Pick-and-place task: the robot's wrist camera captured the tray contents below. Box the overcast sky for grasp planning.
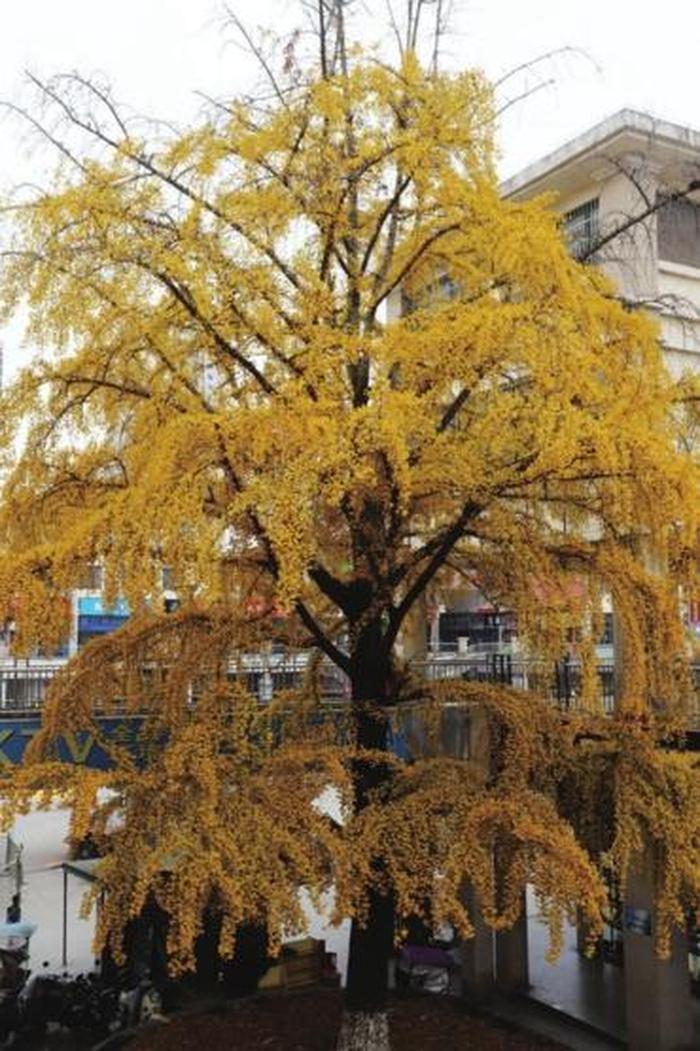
[0,0,698,375]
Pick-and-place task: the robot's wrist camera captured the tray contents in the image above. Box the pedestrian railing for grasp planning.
[414,655,619,714]
[0,654,697,721]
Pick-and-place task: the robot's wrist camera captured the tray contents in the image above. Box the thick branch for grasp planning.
[216,440,350,672]
[295,600,350,673]
[56,374,153,401]
[384,499,482,652]
[151,268,277,396]
[362,172,411,280]
[437,385,471,434]
[369,221,461,316]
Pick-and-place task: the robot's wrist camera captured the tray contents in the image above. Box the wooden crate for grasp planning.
[259,937,325,991]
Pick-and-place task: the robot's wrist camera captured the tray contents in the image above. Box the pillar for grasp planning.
[460,703,496,999]
[622,851,693,1051]
[495,894,529,992]
[460,884,495,1001]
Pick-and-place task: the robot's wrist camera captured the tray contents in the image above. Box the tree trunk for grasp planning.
[345,886,394,1010]
[338,617,394,1050]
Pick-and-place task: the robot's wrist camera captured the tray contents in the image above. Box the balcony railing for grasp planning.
[0,661,67,713]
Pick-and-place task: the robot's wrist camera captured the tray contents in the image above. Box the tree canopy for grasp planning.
[0,6,698,1041]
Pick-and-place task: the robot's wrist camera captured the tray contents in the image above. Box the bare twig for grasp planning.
[223,5,289,108]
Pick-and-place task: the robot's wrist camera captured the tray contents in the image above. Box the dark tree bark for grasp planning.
[339,612,395,1048]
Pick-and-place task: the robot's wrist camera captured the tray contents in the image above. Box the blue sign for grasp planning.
[624,907,652,936]
[78,615,129,636]
[0,717,145,770]
[78,597,130,617]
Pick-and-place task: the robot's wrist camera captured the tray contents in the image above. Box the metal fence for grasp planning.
[0,655,697,719]
[0,662,66,713]
[416,655,618,714]
[0,656,349,715]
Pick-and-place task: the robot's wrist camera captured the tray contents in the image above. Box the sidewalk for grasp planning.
[480,991,625,1051]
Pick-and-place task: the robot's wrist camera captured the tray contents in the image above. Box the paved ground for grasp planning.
[6,808,700,1048]
[2,807,95,974]
[481,994,623,1051]
[527,898,625,1040]
[526,893,700,1046]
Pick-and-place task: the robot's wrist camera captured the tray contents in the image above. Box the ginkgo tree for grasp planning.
[0,2,698,1048]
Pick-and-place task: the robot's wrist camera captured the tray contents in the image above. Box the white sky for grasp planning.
[0,0,698,375]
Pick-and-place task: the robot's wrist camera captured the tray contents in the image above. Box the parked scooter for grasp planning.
[0,945,29,1042]
[2,960,163,1046]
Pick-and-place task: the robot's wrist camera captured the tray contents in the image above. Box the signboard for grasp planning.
[77,597,130,617]
[77,596,130,645]
[624,907,652,936]
[0,717,145,770]
[78,615,129,637]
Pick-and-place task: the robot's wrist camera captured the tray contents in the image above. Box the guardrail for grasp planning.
[0,655,697,719]
[415,655,618,713]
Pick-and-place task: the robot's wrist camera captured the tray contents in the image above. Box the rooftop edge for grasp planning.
[500,109,700,198]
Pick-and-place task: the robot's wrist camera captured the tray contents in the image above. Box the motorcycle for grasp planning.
[1,961,163,1046]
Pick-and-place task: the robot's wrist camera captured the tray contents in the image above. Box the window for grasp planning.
[161,566,176,591]
[564,198,599,260]
[76,563,103,590]
[657,195,700,269]
[436,272,461,300]
[599,612,614,647]
[437,610,516,648]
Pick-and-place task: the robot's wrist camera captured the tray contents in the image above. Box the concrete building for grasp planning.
[485,110,700,1051]
[501,108,700,655]
[501,109,700,381]
[426,110,700,660]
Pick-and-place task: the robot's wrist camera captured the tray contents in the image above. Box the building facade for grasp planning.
[502,109,700,380]
[428,110,700,658]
